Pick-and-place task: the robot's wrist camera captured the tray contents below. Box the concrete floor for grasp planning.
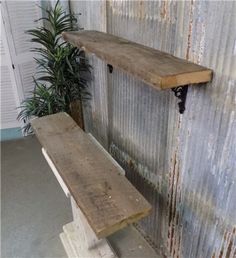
[2,136,159,258]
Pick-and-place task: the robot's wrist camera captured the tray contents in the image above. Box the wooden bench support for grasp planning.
[42,147,116,258]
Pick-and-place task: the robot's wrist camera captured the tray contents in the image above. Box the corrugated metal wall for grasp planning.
[70,1,236,257]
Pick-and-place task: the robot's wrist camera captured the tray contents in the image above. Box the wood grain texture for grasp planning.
[62,30,212,89]
[31,112,151,238]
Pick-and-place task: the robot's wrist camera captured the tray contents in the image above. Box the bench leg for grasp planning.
[60,197,117,258]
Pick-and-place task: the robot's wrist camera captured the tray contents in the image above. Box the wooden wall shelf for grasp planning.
[62,30,212,90]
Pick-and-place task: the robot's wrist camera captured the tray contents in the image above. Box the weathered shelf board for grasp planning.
[31,112,151,239]
[62,30,212,89]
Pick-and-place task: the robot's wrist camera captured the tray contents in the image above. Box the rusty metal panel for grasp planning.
[70,1,236,257]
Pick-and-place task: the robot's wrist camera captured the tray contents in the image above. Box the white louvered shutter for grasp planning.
[1,1,42,130]
[0,27,20,129]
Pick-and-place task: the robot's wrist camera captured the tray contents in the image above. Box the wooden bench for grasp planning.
[31,112,151,258]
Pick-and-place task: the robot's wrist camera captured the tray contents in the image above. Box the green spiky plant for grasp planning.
[18,1,90,134]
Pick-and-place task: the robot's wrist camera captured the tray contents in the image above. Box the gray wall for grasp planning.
[70,1,236,257]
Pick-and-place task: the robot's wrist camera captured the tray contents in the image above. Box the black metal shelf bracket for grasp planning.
[107,62,188,114]
[107,64,113,73]
[172,85,188,114]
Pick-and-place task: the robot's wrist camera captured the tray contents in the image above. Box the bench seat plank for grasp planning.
[31,112,151,238]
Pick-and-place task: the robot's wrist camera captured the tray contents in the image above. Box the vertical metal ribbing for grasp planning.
[69,1,236,257]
